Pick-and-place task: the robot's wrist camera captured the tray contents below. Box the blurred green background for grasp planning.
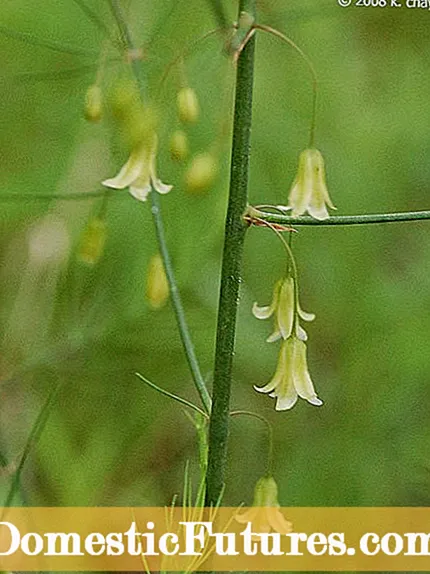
[1,0,430,517]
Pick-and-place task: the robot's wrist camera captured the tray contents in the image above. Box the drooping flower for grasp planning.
[235,476,292,535]
[252,277,314,343]
[255,337,323,411]
[102,135,172,202]
[287,148,335,220]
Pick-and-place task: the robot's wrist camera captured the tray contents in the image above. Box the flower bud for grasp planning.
[185,153,218,194]
[77,217,107,266]
[110,80,140,121]
[169,130,189,162]
[177,87,199,124]
[146,254,169,309]
[84,84,103,123]
[110,81,157,148]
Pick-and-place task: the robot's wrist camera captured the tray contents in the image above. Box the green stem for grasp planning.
[2,381,62,511]
[205,0,256,506]
[136,372,208,418]
[108,0,211,414]
[248,206,430,226]
[150,193,211,413]
[108,0,146,95]
[0,190,120,202]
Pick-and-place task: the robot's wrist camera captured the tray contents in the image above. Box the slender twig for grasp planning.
[0,24,99,58]
[150,194,211,413]
[71,0,123,51]
[108,0,211,414]
[108,0,145,92]
[136,373,208,418]
[0,190,121,202]
[205,0,256,506]
[255,24,318,148]
[2,381,62,510]
[248,206,430,226]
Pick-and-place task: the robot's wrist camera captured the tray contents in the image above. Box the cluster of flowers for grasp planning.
[253,148,335,410]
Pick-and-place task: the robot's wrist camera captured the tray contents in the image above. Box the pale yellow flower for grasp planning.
[102,136,172,202]
[235,476,292,535]
[255,337,323,411]
[252,277,314,343]
[287,148,335,220]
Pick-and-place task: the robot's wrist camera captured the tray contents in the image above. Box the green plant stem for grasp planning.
[0,190,120,202]
[150,194,211,414]
[248,206,430,226]
[205,0,256,506]
[108,0,146,93]
[136,372,208,418]
[108,0,211,414]
[2,380,62,511]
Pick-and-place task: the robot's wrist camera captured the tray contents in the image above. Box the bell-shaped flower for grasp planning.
[102,136,172,202]
[235,476,292,535]
[288,148,335,220]
[255,336,323,411]
[252,277,314,343]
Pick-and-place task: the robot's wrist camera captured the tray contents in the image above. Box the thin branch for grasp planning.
[247,206,430,226]
[2,381,62,510]
[136,373,208,418]
[71,0,123,51]
[150,194,212,414]
[0,24,99,58]
[255,24,318,148]
[0,190,121,202]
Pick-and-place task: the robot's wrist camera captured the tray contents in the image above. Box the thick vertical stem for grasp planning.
[205,0,256,505]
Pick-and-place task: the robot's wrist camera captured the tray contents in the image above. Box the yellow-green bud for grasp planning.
[84,84,103,123]
[146,254,169,309]
[185,153,218,194]
[169,130,189,162]
[110,80,140,121]
[77,217,106,266]
[177,87,199,124]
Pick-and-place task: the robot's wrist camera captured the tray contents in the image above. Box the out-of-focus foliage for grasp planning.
[1,0,430,518]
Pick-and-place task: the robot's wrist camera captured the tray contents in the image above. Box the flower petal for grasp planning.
[266,508,293,535]
[297,325,308,341]
[277,278,294,339]
[254,343,286,395]
[252,303,274,320]
[252,280,281,320]
[298,305,315,322]
[292,339,323,406]
[129,183,152,202]
[102,147,147,190]
[152,177,173,195]
[266,330,281,343]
